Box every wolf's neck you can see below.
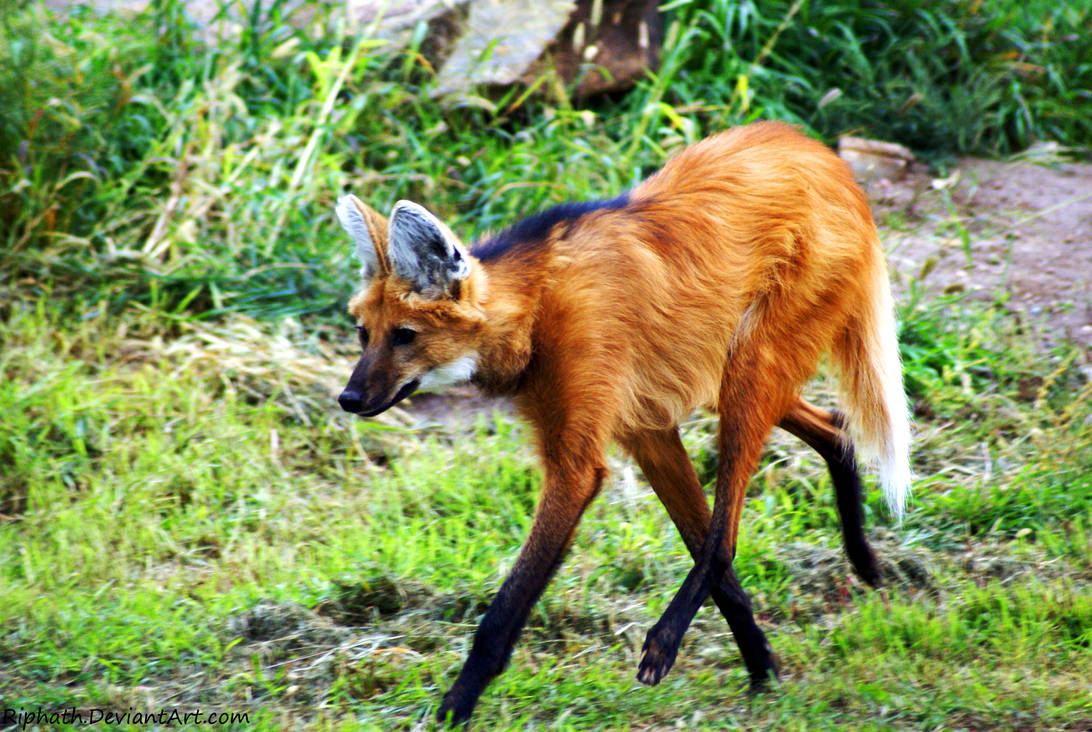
[470,256,547,395]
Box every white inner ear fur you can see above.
[336,195,379,278]
[418,352,479,391]
[388,200,471,289]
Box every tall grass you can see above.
[666,0,1092,156]
[3,0,1090,324]
[1,1,356,319]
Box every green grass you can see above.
[667,0,1092,158]
[1,290,1089,729]
[4,0,1090,320]
[1,0,1091,728]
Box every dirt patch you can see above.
[227,600,353,661]
[218,600,428,710]
[874,151,1092,355]
[765,537,937,623]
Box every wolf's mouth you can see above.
[359,378,420,417]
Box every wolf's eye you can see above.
[355,325,369,345]
[391,327,417,347]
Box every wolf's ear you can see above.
[387,200,471,296]
[336,194,391,279]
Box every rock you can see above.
[45,0,661,100]
[542,0,663,98]
[431,0,576,97]
[430,0,662,101]
[348,0,472,61]
[837,136,915,183]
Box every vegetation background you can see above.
[1,0,1090,728]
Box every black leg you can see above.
[621,428,778,688]
[713,565,777,689]
[637,370,783,686]
[826,420,881,586]
[780,402,880,586]
[436,465,605,726]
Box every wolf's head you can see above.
[334,196,484,415]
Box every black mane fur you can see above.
[470,193,631,262]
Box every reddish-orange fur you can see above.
[338,121,910,724]
[351,125,887,428]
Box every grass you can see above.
[1,0,1091,729]
[667,0,1092,159]
[1,289,1089,729]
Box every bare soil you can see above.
[874,151,1092,355]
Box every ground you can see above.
[876,150,1092,356]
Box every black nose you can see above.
[338,389,364,413]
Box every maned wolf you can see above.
[334,121,911,725]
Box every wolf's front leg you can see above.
[437,460,606,725]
